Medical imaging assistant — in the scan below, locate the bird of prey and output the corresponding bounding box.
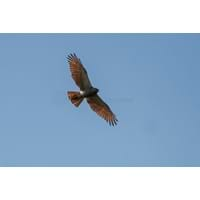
[67,53,118,126]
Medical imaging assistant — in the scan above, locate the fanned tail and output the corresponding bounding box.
[67,91,84,107]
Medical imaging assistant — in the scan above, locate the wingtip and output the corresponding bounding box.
[67,53,79,62]
[108,118,118,126]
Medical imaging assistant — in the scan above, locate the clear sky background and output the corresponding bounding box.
[0,34,200,166]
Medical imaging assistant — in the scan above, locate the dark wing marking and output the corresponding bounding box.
[87,94,118,126]
[67,53,92,90]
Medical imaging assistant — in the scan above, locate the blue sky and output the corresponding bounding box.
[0,34,200,166]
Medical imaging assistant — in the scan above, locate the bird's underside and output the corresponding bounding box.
[67,53,118,126]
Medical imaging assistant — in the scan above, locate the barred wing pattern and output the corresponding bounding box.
[67,53,92,90]
[87,95,118,126]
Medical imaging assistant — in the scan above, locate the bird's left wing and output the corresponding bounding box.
[67,53,92,90]
[87,94,118,126]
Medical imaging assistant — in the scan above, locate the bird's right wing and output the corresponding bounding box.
[67,53,92,90]
[87,94,118,126]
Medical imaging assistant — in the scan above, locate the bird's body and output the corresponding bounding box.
[80,87,99,98]
[67,53,118,126]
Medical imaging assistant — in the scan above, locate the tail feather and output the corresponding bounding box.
[67,91,84,107]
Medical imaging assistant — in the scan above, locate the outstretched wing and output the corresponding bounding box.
[67,53,92,90]
[87,95,118,126]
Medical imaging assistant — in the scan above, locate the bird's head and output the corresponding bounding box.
[93,87,99,93]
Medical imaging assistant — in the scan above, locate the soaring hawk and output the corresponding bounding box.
[67,53,118,126]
